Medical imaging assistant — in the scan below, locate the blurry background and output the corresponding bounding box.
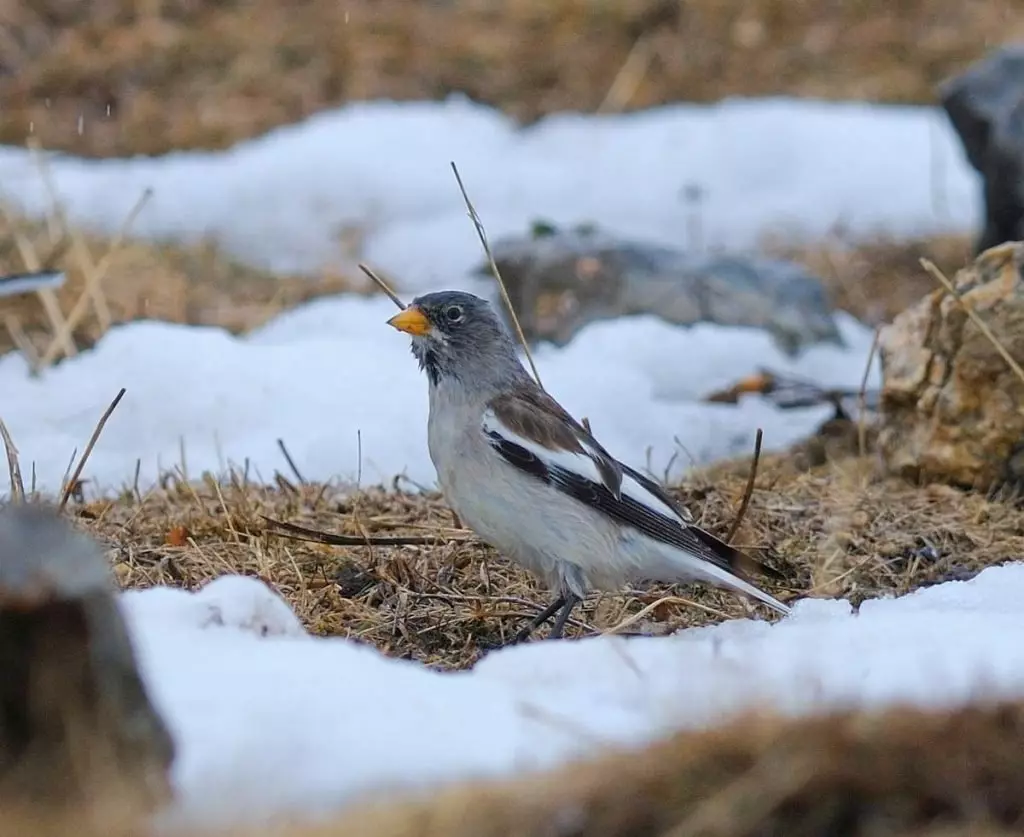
[3,0,1021,157]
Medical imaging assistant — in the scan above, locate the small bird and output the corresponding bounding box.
[387,290,791,641]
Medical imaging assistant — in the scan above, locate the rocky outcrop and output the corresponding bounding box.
[478,223,844,357]
[939,45,1024,254]
[878,241,1024,490]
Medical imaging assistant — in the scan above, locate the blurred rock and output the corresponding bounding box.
[878,241,1024,490]
[478,224,844,356]
[939,45,1024,254]
[0,504,174,818]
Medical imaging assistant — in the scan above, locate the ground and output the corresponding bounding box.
[61,421,1019,670]
[2,0,1022,158]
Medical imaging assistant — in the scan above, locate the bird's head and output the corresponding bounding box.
[386,290,525,388]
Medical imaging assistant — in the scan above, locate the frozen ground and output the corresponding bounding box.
[135,563,1024,828]
[0,96,975,496]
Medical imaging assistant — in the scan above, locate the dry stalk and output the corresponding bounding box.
[276,438,307,485]
[0,417,25,502]
[3,313,41,374]
[261,514,474,547]
[28,136,112,328]
[597,31,656,113]
[857,326,882,460]
[450,161,542,388]
[0,203,78,359]
[725,427,763,544]
[921,257,1024,385]
[58,388,126,509]
[358,263,406,310]
[39,188,152,368]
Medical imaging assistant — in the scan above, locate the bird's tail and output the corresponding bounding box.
[685,525,792,616]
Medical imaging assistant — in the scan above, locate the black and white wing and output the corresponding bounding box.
[481,385,789,614]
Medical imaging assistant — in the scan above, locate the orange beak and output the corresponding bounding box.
[387,305,432,337]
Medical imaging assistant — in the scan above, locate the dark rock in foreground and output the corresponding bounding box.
[939,44,1024,255]
[0,503,174,821]
[477,224,845,357]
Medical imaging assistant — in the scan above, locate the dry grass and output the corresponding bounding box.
[8,701,1024,837]
[1,0,1021,158]
[45,418,1018,671]
[0,209,362,358]
[288,702,1024,837]
[767,232,973,328]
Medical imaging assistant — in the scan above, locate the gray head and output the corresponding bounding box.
[386,290,528,390]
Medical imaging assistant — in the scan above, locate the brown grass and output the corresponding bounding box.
[49,418,1018,671]
[1,0,1022,158]
[292,702,1024,837]
[0,209,362,359]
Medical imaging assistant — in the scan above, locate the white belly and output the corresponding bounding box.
[425,392,624,596]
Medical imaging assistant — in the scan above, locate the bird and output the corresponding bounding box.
[387,290,791,642]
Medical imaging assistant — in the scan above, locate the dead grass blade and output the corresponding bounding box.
[725,428,763,543]
[0,417,25,502]
[921,257,1024,385]
[261,515,475,547]
[58,388,126,509]
[358,263,406,310]
[858,326,882,460]
[450,160,542,387]
[38,188,152,368]
[597,31,656,113]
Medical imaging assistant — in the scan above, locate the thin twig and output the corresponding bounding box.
[261,515,475,547]
[857,326,882,459]
[725,427,763,543]
[450,161,542,387]
[58,387,126,509]
[358,263,406,310]
[0,418,25,502]
[921,257,1024,385]
[276,438,306,485]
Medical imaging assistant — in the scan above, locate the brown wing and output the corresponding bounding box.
[487,385,624,498]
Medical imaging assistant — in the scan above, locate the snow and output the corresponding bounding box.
[0,301,878,495]
[132,564,1024,828]
[0,97,978,285]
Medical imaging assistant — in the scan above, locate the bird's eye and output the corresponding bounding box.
[444,305,464,323]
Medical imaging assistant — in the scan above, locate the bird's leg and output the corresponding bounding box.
[510,594,566,645]
[548,593,582,640]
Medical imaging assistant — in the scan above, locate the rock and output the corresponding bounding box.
[0,504,174,819]
[877,241,1024,490]
[939,45,1024,254]
[477,223,845,357]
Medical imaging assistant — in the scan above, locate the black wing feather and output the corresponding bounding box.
[485,429,741,575]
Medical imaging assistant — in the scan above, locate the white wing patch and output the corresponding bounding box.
[618,470,687,524]
[482,407,692,525]
[482,407,608,488]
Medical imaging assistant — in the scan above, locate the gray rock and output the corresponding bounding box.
[478,224,845,356]
[939,45,1024,254]
[0,503,174,818]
